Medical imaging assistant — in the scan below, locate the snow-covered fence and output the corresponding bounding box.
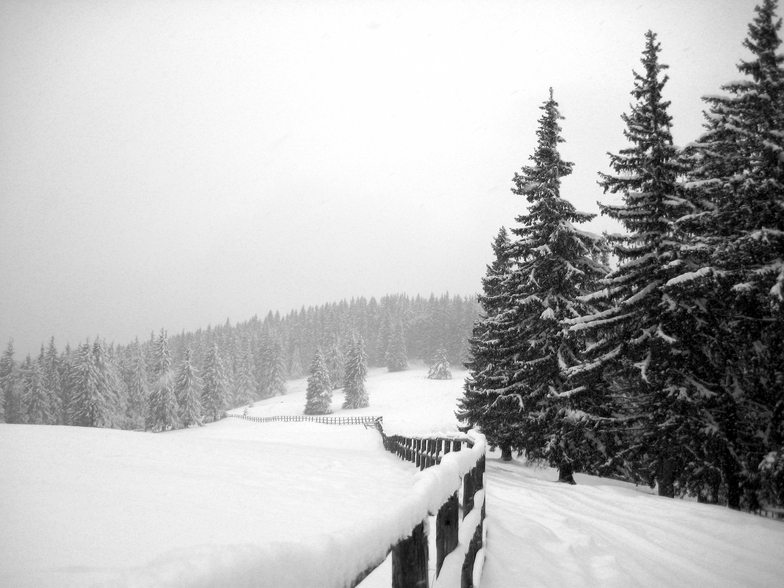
[227,413,383,426]
[371,425,488,588]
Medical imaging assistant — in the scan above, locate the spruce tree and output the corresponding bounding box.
[258,334,287,398]
[289,346,304,379]
[24,353,54,425]
[385,315,408,372]
[304,347,333,415]
[493,89,608,482]
[43,338,64,424]
[677,0,784,509]
[124,341,149,430]
[0,340,19,423]
[567,33,695,494]
[232,337,258,407]
[325,335,345,390]
[458,228,518,460]
[343,333,369,409]
[69,341,112,428]
[175,347,203,427]
[427,346,452,380]
[146,329,179,432]
[202,340,229,422]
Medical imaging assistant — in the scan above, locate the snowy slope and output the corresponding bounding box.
[2,364,784,588]
[482,454,784,588]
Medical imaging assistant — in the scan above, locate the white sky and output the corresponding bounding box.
[0,0,761,357]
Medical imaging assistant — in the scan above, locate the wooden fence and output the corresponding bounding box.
[225,411,487,587]
[227,413,384,426]
[368,424,487,588]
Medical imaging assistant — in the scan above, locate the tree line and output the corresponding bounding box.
[459,1,784,513]
[1,292,478,430]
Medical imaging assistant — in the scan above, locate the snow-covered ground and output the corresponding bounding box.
[2,364,784,587]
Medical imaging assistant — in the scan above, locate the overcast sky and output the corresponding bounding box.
[0,0,762,357]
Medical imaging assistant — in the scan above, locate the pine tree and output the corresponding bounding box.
[202,340,229,422]
[427,346,452,380]
[43,338,64,424]
[0,340,19,423]
[489,90,608,482]
[24,352,54,425]
[69,341,112,428]
[566,33,696,494]
[258,334,287,398]
[58,344,75,425]
[232,336,258,407]
[124,341,149,430]
[677,0,784,509]
[343,333,369,409]
[146,329,179,432]
[92,339,126,426]
[289,346,304,379]
[175,347,203,427]
[325,334,345,390]
[458,228,519,460]
[304,347,333,415]
[385,315,408,372]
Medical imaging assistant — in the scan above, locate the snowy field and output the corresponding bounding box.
[2,364,784,588]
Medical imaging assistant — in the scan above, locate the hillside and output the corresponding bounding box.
[2,365,784,588]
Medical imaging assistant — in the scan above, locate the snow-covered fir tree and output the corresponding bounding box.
[325,334,345,390]
[69,341,113,428]
[459,228,519,461]
[385,315,408,372]
[43,338,63,424]
[487,90,608,483]
[24,352,54,425]
[258,334,287,398]
[232,336,257,407]
[201,340,229,422]
[565,33,695,495]
[289,346,304,379]
[146,329,179,432]
[123,341,149,430]
[304,347,332,415]
[427,346,452,380]
[175,347,203,427]
[1,340,19,423]
[343,333,369,409]
[676,0,784,509]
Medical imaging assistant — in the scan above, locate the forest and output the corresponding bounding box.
[0,293,477,430]
[459,1,784,514]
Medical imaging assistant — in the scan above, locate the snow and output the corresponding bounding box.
[480,455,784,588]
[3,364,784,588]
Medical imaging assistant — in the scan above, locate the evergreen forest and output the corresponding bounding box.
[1,293,477,430]
[460,1,784,513]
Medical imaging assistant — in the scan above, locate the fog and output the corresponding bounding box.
[0,0,758,356]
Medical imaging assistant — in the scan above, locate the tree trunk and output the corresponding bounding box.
[657,457,675,498]
[558,462,576,485]
[500,445,512,461]
[722,448,741,510]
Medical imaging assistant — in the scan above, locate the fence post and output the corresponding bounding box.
[463,464,476,517]
[436,491,459,577]
[392,520,429,588]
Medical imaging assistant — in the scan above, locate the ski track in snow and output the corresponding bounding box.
[3,364,784,587]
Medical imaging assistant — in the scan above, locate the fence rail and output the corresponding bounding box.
[227,413,383,426]
[226,411,487,587]
[371,422,487,588]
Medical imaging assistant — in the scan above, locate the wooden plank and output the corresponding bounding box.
[436,491,459,577]
[392,521,428,588]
